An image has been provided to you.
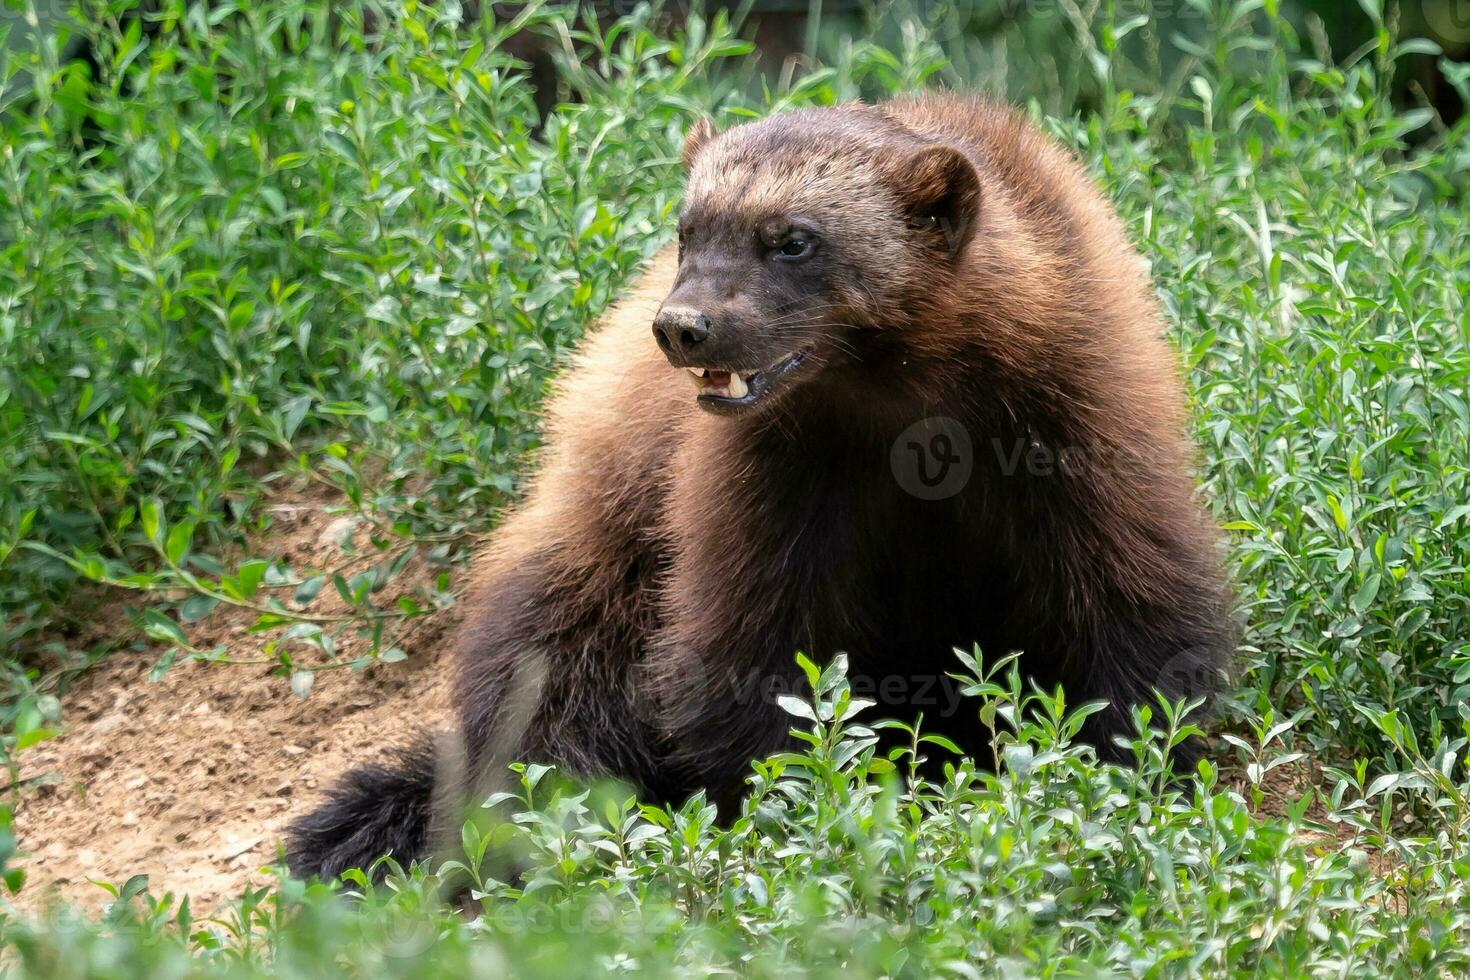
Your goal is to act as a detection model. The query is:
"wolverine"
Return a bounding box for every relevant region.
[286,93,1232,880]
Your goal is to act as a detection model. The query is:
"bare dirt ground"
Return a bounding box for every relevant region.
[11,485,466,916]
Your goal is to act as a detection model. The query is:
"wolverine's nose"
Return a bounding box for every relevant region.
[652,307,710,361]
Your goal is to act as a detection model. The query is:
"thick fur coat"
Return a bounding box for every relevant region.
[287,94,1231,880]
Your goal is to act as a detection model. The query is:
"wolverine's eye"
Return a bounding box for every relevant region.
[774,238,812,262]
[760,219,819,263]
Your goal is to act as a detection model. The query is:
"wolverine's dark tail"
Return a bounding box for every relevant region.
[285,741,437,882]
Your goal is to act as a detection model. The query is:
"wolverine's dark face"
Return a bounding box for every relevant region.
[653,108,982,416]
[654,206,831,414]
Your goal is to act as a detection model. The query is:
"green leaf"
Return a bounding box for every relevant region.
[141,499,163,544]
[118,875,150,902]
[140,610,189,647]
[777,695,817,722]
[179,593,221,623]
[795,652,820,693]
[234,559,269,602]
[1352,573,1382,616]
[15,727,59,751]
[295,575,326,607]
[165,522,194,566]
[919,734,964,755]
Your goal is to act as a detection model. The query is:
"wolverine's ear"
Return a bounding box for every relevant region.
[681,116,718,171]
[894,144,982,256]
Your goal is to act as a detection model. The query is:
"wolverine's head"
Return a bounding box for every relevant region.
[652,106,983,415]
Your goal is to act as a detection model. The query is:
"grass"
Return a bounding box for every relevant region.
[3,0,1470,975]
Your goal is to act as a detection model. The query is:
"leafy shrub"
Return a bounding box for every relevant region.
[4,0,1470,973]
[0,0,716,625]
[7,654,1470,976]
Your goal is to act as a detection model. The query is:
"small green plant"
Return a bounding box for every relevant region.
[8,652,1470,976]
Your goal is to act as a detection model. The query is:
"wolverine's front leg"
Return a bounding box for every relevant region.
[646,626,809,812]
[1063,605,1231,767]
[454,556,687,804]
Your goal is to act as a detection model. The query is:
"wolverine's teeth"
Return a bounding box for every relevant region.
[688,367,706,378]
[727,372,749,399]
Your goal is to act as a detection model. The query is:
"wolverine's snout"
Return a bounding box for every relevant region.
[651,272,817,412]
[651,306,710,362]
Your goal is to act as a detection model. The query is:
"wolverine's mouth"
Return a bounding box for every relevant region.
[686,351,809,413]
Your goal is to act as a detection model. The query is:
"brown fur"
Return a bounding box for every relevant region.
[287,94,1231,878]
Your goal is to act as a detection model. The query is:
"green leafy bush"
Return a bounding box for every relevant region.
[4,0,1470,973]
[7,654,1470,976]
[0,0,710,624]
